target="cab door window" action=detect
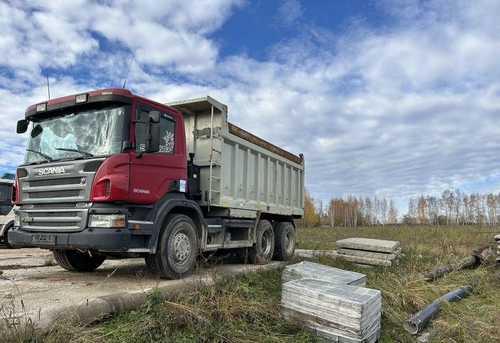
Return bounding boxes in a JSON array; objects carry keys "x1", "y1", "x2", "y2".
[{"x1": 159, "y1": 113, "x2": 175, "y2": 154}]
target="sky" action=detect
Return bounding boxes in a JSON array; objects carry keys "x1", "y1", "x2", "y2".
[{"x1": 1, "y1": 0, "x2": 500, "y2": 213}]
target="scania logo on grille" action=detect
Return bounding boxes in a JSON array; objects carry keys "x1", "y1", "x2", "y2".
[{"x1": 37, "y1": 166, "x2": 66, "y2": 176}]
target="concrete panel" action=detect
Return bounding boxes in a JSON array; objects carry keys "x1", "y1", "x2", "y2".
[
  {"x1": 283, "y1": 261, "x2": 366, "y2": 286},
  {"x1": 338, "y1": 254, "x2": 394, "y2": 267},
  {"x1": 338, "y1": 248, "x2": 401, "y2": 261},
  {"x1": 282, "y1": 278, "x2": 381, "y2": 343},
  {"x1": 336, "y1": 238, "x2": 400, "y2": 253}
]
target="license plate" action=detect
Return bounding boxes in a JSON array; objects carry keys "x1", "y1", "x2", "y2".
[{"x1": 32, "y1": 234, "x2": 56, "y2": 245}]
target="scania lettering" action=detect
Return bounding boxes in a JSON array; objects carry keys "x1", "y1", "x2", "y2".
[{"x1": 9, "y1": 89, "x2": 304, "y2": 279}]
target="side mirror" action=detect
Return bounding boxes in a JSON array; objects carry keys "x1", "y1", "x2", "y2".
[
  {"x1": 16, "y1": 119, "x2": 29, "y2": 134},
  {"x1": 149, "y1": 111, "x2": 160, "y2": 153},
  {"x1": 135, "y1": 111, "x2": 150, "y2": 157}
]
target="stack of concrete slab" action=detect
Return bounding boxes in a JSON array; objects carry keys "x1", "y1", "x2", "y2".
[
  {"x1": 282, "y1": 278, "x2": 381, "y2": 343},
  {"x1": 281, "y1": 262, "x2": 382, "y2": 342},
  {"x1": 336, "y1": 238, "x2": 401, "y2": 267},
  {"x1": 282, "y1": 261, "x2": 367, "y2": 286},
  {"x1": 495, "y1": 235, "x2": 500, "y2": 264}
]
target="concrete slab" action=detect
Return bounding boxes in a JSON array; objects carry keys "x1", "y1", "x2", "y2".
[
  {"x1": 282, "y1": 278, "x2": 381, "y2": 343},
  {"x1": 294, "y1": 249, "x2": 338, "y2": 259},
  {"x1": 0, "y1": 248, "x2": 53, "y2": 269},
  {"x1": 338, "y1": 254, "x2": 393, "y2": 267},
  {"x1": 283, "y1": 261, "x2": 366, "y2": 286},
  {"x1": 336, "y1": 238, "x2": 400, "y2": 253},
  {"x1": 337, "y1": 248, "x2": 400, "y2": 261}
]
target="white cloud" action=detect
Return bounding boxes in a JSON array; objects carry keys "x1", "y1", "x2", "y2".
[
  {"x1": 0, "y1": 0, "x2": 243, "y2": 76},
  {"x1": 1, "y1": 0, "x2": 500, "y2": 208},
  {"x1": 277, "y1": 0, "x2": 303, "y2": 27}
]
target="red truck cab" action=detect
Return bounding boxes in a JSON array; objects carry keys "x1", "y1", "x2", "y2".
[{"x1": 10, "y1": 89, "x2": 206, "y2": 278}]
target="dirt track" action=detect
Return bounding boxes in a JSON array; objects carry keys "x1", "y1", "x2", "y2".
[{"x1": 0, "y1": 248, "x2": 282, "y2": 322}]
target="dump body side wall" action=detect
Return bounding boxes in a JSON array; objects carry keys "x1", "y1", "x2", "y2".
[
  {"x1": 220, "y1": 130, "x2": 304, "y2": 216},
  {"x1": 172, "y1": 98, "x2": 304, "y2": 218}
]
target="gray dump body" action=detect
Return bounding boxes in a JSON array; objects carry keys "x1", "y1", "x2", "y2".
[{"x1": 168, "y1": 97, "x2": 304, "y2": 218}]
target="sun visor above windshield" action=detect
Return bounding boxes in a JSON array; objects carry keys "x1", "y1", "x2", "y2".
[{"x1": 25, "y1": 89, "x2": 134, "y2": 120}]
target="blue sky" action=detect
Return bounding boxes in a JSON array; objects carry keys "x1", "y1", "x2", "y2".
[{"x1": 1, "y1": 0, "x2": 500, "y2": 213}]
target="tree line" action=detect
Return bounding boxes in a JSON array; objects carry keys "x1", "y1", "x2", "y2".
[
  {"x1": 405, "y1": 189, "x2": 499, "y2": 226},
  {"x1": 303, "y1": 192, "x2": 398, "y2": 228},
  {"x1": 303, "y1": 189, "x2": 500, "y2": 227}
]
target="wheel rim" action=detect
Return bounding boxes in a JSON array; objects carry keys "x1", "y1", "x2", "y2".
[
  {"x1": 261, "y1": 229, "x2": 273, "y2": 256},
  {"x1": 173, "y1": 232, "x2": 192, "y2": 264},
  {"x1": 284, "y1": 229, "x2": 295, "y2": 255}
]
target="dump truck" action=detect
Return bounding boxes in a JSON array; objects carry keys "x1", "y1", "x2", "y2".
[
  {"x1": 9, "y1": 89, "x2": 304, "y2": 278},
  {"x1": 0, "y1": 178, "x2": 14, "y2": 246}
]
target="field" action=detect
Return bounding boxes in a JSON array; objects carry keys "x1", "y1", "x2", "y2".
[{"x1": 5, "y1": 225, "x2": 500, "y2": 343}]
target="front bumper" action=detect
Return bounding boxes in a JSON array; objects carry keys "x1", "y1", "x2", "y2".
[
  {"x1": 8, "y1": 226, "x2": 151, "y2": 252},
  {"x1": 9, "y1": 203, "x2": 156, "y2": 252}
]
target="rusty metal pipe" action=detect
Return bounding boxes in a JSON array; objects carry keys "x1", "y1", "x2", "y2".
[
  {"x1": 424, "y1": 246, "x2": 493, "y2": 282},
  {"x1": 404, "y1": 286, "x2": 473, "y2": 335}
]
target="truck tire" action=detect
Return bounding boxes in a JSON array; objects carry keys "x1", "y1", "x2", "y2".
[
  {"x1": 273, "y1": 221, "x2": 296, "y2": 261},
  {"x1": 152, "y1": 214, "x2": 199, "y2": 279},
  {"x1": 0, "y1": 222, "x2": 13, "y2": 248},
  {"x1": 249, "y1": 219, "x2": 275, "y2": 264},
  {"x1": 53, "y1": 250, "x2": 105, "y2": 272}
]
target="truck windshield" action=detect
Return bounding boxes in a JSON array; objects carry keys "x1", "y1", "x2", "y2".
[{"x1": 25, "y1": 105, "x2": 128, "y2": 164}]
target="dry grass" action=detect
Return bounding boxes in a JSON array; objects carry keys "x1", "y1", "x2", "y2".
[
  {"x1": 3, "y1": 225, "x2": 499, "y2": 342},
  {"x1": 40, "y1": 271, "x2": 317, "y2": 343},
  {"x1": 299, "y1": 225, "x2": 500, "y2": 342}
]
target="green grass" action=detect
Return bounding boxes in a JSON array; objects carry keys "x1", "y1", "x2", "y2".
[
  {"x1": 8, "y1": 225, "x2": 500, "y2": 343},
  {"x1": 42, "y1": 270, "x2": 318, "y2": 343}
]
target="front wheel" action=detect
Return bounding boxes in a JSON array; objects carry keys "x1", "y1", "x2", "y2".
[
  {"x1": 53, "y1": 249, "x2": 105, "y2": 272},
  {"x1": 149, "y1": 214, "x2": 199, "y2": 279},
  {"x1": 0, "y1": 222, "x2": 13, "y2": 248}
]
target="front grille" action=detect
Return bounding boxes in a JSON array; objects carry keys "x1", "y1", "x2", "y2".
[
  {"x1": 28, "y1": 211, "x2": 80, "y2": 217},
  {"x1": 19, "y1": 205, "x2": 88, "y2": 232},
  {"x1": 16, "y1": 159, "x2": 103, "y2": 231},
  {"x1": 28, "y1": 221, "x2": 79, "y2": 228},
  {"x1": 28, "y1": 177, "x2": 83, "y2": 188},
  {"x1": 25, "y1": 203, "x2": 78, "y2": 209},
  {"x1": 29, "y1": 190, "x2": 80, "y2": 199}
]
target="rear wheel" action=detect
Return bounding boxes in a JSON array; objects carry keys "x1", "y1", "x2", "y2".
[
  {"x1": 274, "y1": 221, "x2": 296, "y2": 261},
  {"x1": 53, "y1": 249, "x2": 105, "y2": 272},
  {"x1": 249, "y1": 219, "x2": 275, "y2": 264},
  {"x1": 150, "y1": 214, "x2": 199, "y2": 279}
]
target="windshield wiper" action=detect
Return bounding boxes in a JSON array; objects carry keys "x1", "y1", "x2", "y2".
[
  {"x1": 56, "y1": 147, "x2": 94, "y2": 158},
  {"x1": 26, "y1": 148, "x2": 53, "y2": 162}
]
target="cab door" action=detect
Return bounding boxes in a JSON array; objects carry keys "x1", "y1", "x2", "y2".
[{"x1": 129, "y1": 102, "x2": 187, "y2": 204}]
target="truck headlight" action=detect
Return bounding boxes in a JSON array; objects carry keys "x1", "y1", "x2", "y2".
[
  {"x1": 14, "y1": 212, "x2": 21, "y2": 226},
  {"x1": 89, "y1": 214, "x2": 126, "y2": 228}
]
